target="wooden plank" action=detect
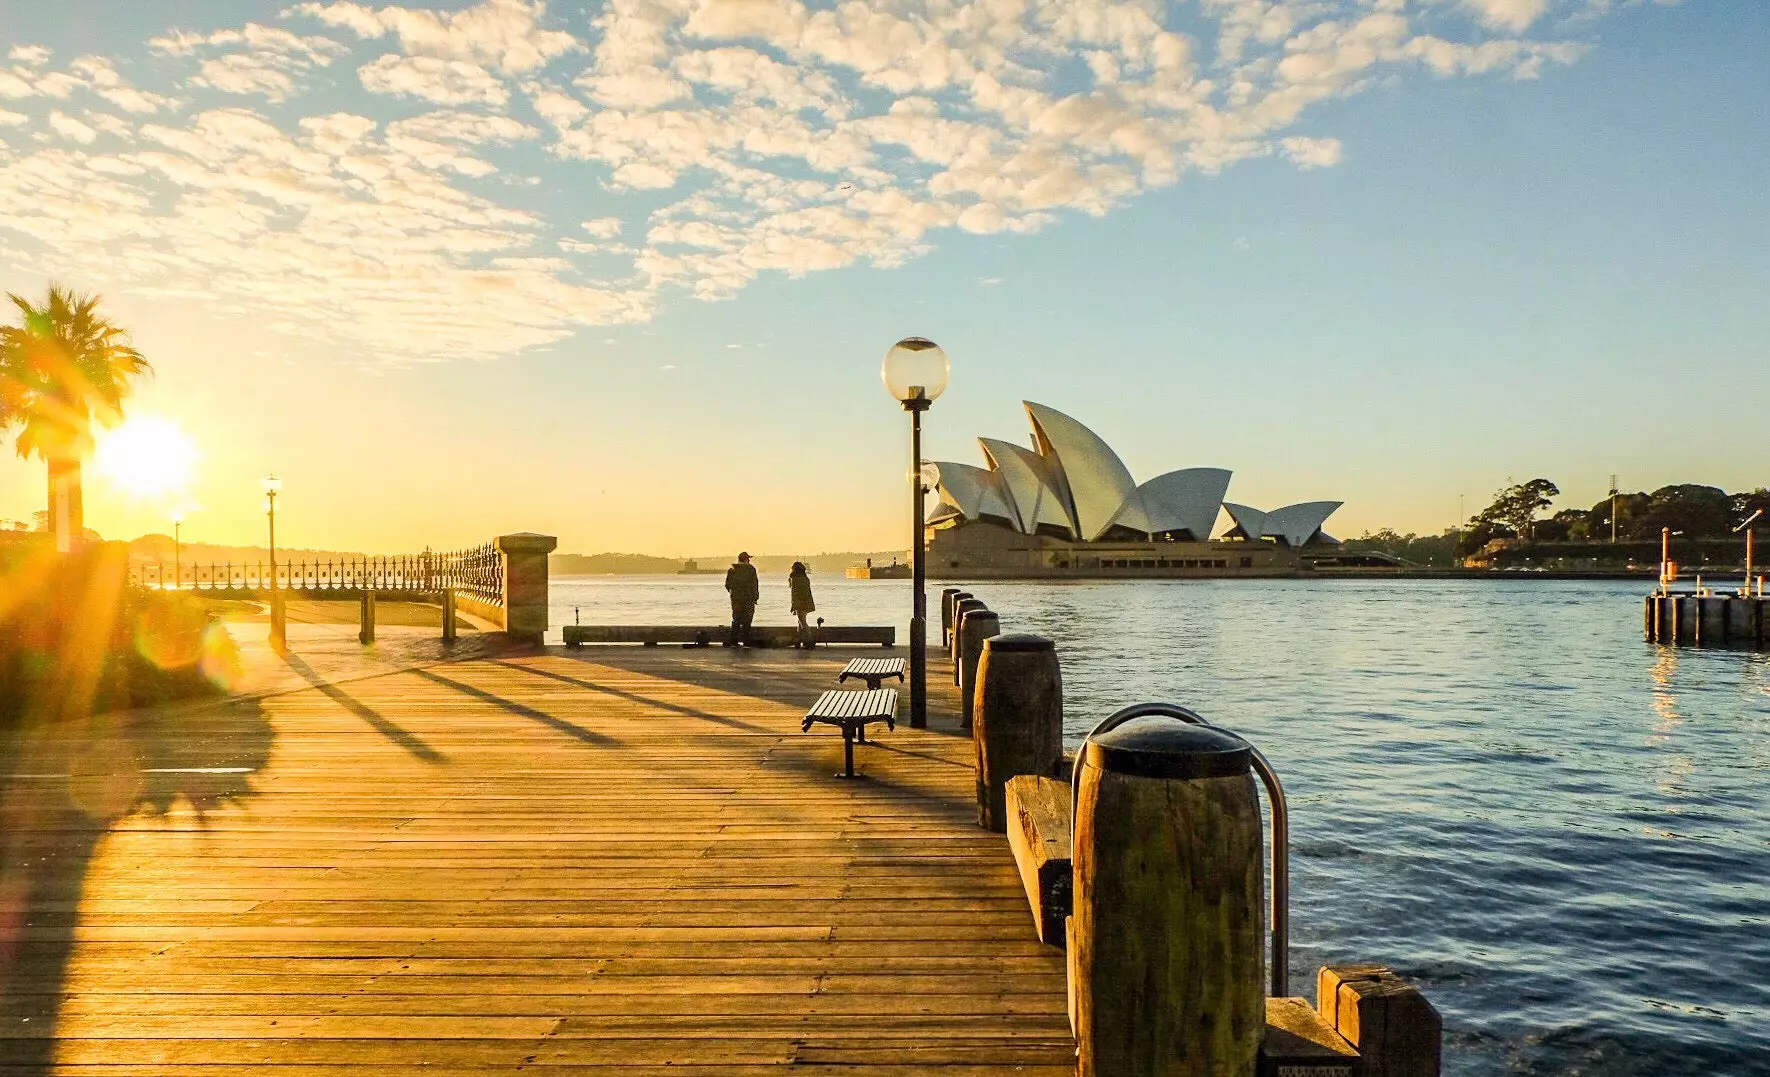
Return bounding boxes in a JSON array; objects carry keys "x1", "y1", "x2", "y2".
[{"x1": 0, "y1": 635, "x2": 1065, "y2": 1069}]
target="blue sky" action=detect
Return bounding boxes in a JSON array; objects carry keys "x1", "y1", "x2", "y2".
[{"x1": 0, "y1": 0, "x2": 1763, "y2": 555}]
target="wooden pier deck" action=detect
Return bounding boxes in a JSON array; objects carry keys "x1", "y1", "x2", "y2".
[{"x1": 0, "y1": 628, "x2": 1073, "y2": 1075}]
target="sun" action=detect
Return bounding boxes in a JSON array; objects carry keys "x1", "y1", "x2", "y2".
[{"x1": 94, "y1": 417, "x2": 198, "y2": 500}]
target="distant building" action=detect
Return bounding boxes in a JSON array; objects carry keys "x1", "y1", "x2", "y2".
[{"x1": 926, "y1": 401, "x2": 1343, "y2": 579}]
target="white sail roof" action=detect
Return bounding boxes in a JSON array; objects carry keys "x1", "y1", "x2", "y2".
[
  {"x1": 1224, "y1": 501, "x2": 1341, "y2": 546},
  {"x1": 928, "y1": 462, "x2": 1017, "y2": 527},
  {"x1": 1264, "y1": 501, "x2": 1342, "y2": 547},
  {"x1": 980, "y1": 437, "x2": 1075, "y2": 537},
  {"x1": 1135, "y1": 468, "x2": 1232, "y2": 541},
  {"x1": 1024, "y1": 401, "x2": 1138, "y2": 542},
  {"x1": 1222, "y1": 502, "x2": 1268, "y2": 541}
]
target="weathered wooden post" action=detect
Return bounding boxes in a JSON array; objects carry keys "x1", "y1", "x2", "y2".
[
  {"x1": 940, "y1": 587, "x2": 964, "y2": 646},
  {"x1": 972, "y1": 634, "x2": 1063, "y2": 831},
  {"x1": 1071, "y1": 716, "x2": 1265, "y2": 1076},
  {"x1": 1318, "y1": 965, "x2": 1442, "y2": 1077},
  {"x1": 441, "y1": 588, "x2": 457, "y2": 643},
  {"x1": 957, "y1": 609, "x2": 1000, "y2": 731},
  {"x1": 358, "y1": 589, "x2": 376, "y2": 645},
  {"x1": 950, "y1": 597, "x2": 986, "y2": 683}
]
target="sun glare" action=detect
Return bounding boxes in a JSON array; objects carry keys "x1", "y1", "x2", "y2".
[{"x1": 94, "y1": 417, "x2": 198, "y2": 500}]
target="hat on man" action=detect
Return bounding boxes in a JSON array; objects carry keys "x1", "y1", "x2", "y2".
[{"x1": 738, "y1": 552, "x2": 751, "y2": 562}]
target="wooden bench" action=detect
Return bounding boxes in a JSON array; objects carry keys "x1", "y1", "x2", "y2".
[
  {"x1": 1004, "y1": 774, "x2": 1072, "y2": 946},
  {"x1": 838, "y1": 656, "x2": 906, "y2": 690},
  {"x1": 802, "y1": 688, "x2": 897, "y2": 778}
]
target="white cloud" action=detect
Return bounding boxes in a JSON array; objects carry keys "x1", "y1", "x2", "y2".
[
  {"x1": 0, "y1": 0, "x2": 1624, "y2": 366},
  {"x1": 290, "y1": 0, "x2": 580, "y2": 73},
  {"x1": 1281, "y1": 136, "x2": 1344, "y2": 169},
  {"x1": 1463, "y1": 0, "x2": 1551, "y2": 33},
  {"x1": 359, "y1": 54, "x2": 508, "y2": 105},
  {"x1": 47, "y1": 110, "x2": 97, "y2": 144},
  {"x1": 155, "y1": 22, "x2": 346, "y2": 102},
  {"x1": 0, "y1": 110, "x2": 26, "y2": 127}
]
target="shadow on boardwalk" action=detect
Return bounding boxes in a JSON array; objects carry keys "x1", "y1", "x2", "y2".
[
  {"x1": 0, "y1": 627, "x2": 1072, "y2": 1072},
  {"x1": 0, "y1": 695, "x2": 274, "y2": 1077}
]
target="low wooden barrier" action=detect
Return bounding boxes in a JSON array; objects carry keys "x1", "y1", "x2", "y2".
[{"x1": 562, "y1": 624, "x2": 895, "y2": 648}]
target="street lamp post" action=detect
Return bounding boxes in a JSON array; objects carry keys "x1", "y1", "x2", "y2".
[
  {"x1": 263, "y1": 475, "x2": 284, "y2": 650},
  {"x1": 171, "y1": 511, "x2": 183, "y2": 590},
  {"x1": 881, "y1": 337, "x2": 949, "y2": 730}
]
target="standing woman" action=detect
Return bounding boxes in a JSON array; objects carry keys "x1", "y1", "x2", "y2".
[{"x1": 788, "y1": 562, "x2": 816, "y2": 648}]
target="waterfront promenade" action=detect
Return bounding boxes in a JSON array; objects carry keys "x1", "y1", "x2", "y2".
[{"x1": 0, "y1": 623, "x2": 1073, "y2": 1073}]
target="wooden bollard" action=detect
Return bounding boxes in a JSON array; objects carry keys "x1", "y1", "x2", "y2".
[
  {"x1": 957, "y1": 610, "x2": 1000, "y2": 730},
  {"x1": 358, "y1": 589, "x2": 376, "y2": 645},
  {"x1": 1643, "y1": 595, "x2": 1654, "y2": 642},
  {"x1": 1072, "y1": 718, "x2": 1264, "y2": 1076},
  {"x1": 950, "y1": 598, "x2": 986, "y2": 684},
  {"x1": 940, "y1": 588, "x2": 965, "y2": 647},
  {"x1": 1317, "y1": 965, "x2": 1442, "y2": 1077},
  {"x1": 441, "y1": 588, "x2": 457, "y2": 643},
  {"x1": 973, "y1": 634, "x2": 1063, "y2": 832}
]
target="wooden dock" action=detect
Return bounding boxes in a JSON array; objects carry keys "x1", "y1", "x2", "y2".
[{"x1": 0, "y1": 629, "x2": 1073, "y2": 1074}]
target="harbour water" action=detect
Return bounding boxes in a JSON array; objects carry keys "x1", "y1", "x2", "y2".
[{"x1": 548, "y1": 575, "x2": 1770, "y2": 1076}]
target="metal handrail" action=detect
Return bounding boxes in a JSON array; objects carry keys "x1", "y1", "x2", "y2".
[{"x1": 1072, "y1": 701, "x2": 1289, "y2": 999}]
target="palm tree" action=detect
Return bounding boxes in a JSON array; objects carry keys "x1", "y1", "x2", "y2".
[{"x1": 0, "y1": 285, "x2": 152, "y2": 552}]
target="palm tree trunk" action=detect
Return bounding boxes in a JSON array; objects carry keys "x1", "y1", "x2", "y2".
[{"x1": 46, "y1": 455, "x2": 83, "y2": 553}]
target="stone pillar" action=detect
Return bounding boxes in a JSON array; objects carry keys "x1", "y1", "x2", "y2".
[{"x1": 498, "y1": 533, "x2": 557, "y2": 644}]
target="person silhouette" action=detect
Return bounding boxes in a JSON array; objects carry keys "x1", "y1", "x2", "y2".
[
  {"x1": 788, "y1": 561, "x2": 816, "y2": 648},
  {"x1": 724, "y1": 551, "x2": 759, "y2": 647}
]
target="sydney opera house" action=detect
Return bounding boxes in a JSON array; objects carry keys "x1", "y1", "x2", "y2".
[{"x1": 926, "y1": 402, "x2": 1343, "y2": 578}]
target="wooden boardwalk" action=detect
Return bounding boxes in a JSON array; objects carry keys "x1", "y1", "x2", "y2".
[{"x1": 0, "y1": 631, "x2": 1073, "y2": 1075}]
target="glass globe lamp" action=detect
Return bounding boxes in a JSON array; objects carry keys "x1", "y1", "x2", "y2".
[{"x1": 881, "y1": 337, "x2": 949, "y2": 408}]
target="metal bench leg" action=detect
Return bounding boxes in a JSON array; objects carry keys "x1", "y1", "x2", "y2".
[
  {"x1": 840, "y1": 725, "x2": 857, "y2": 779},
  {"x1": 857, "y1": 722, "x2": 867, "y2": 745}
]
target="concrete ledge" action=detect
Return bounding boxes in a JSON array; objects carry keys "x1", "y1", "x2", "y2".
[{"x1": 562, "y1": 625, "x2": 895, "y2": 648}]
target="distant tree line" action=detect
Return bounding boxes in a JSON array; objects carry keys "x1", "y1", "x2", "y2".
[
  {"x1": 1458, "y1": 480, "x2": 1769, "y2": 557},
  {"x1": 1346, "y1": 480, "x2": 1770, "y2": 568}
]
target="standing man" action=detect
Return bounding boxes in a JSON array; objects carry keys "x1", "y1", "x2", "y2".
[{"x1": 725, "y1": 551, "x2": 760, "y2": 647}]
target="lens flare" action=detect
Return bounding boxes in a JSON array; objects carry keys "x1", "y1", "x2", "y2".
[{"x1": 94, "y1": 417, "x2": 197, "y2": 500}]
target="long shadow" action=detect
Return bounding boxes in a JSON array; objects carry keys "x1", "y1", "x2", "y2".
[
  {"x1": 406, "y1": 667, "x2": 619, "y2": 748},
  {"x1": 497, "y1": 657, "x2": 919, "y2": 793},
  {"x1": 0, "y1": 695, "x2": 274, "y2": 1077},
  {"x1": 282, "y1": 651, "x2": 445, "y2": 764},
  {"x1": 490, "y1": 659, "x2": 775, "y2": 734}
]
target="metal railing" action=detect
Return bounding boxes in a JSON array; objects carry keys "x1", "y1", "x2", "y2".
[{"x1": 129, "y1": 543, "x2": 505, "y2": 608}]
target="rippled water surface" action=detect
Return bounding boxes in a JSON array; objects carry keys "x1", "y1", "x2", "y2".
[{"x1": 550, "y1": 575, "x2": 1770, "y2": 1077}]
